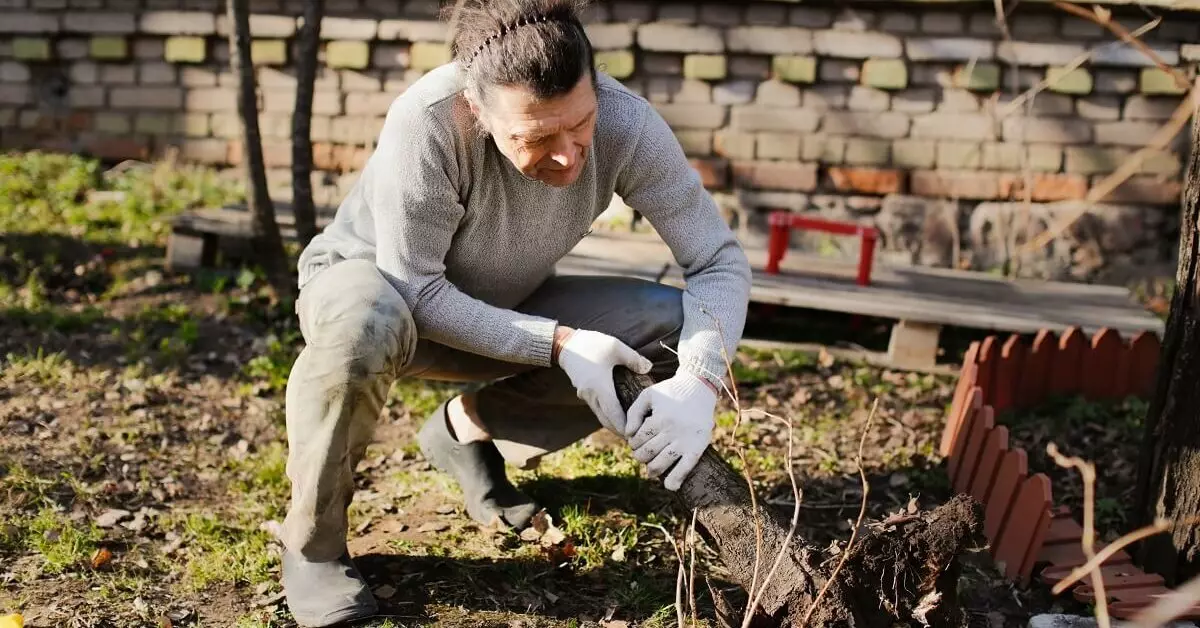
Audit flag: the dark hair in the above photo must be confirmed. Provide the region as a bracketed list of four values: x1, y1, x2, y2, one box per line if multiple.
[445, 0, 597, 103]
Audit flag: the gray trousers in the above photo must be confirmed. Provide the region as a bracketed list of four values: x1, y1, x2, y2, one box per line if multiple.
[281, 258, 684, 561]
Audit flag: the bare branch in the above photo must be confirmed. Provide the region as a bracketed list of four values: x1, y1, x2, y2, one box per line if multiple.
[1126, 572, 1200, 628]
[1051, 516, 1200, 594]
[1053, 1, 1188, 91]
[1047, 443, 1109, 628]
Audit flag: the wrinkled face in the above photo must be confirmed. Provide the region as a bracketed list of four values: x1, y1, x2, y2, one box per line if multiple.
[469, 75, 597, 188]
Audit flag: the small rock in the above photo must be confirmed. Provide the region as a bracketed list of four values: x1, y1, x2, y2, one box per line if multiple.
[374, 584, 396, 600]
[435, 504, 455, 515]
[417, 521, 449, 534]
[95, 508, 132, 528]
[144, 270, 164, 287]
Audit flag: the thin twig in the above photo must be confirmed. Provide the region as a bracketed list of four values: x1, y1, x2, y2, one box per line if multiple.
[1047, 443, 1109, 628]
[688, 508, 699, 628]
[1126, 572, 1200, 628]
[1051, 516, 1200, 594]
[1053, 1, 1188, 90]
[799, 399, 879, 628]
[641, 522, 687, 628]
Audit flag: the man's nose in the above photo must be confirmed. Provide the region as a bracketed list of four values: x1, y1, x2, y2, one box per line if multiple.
[548, 136, 573, 169]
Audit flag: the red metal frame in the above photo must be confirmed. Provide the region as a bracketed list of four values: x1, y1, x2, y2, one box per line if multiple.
[765, 211, 880, 286]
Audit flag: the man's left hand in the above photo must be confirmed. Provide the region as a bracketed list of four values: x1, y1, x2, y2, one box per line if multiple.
[624, 372, 717, 491]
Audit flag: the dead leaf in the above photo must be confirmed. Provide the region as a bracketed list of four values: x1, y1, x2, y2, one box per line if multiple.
[133, 597, 149, 613]
[90, 547, 113, 569]
[610, 545, 626, 562]
[519, 526, 543, 543]
[435, 504, 455, 515]
[94, 508, 131, 528]
[818, 347, 835, 368]
[602, 622, 630, 628]
[417, 521, 449, 534]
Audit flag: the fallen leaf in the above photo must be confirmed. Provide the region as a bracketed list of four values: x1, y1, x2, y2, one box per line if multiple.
[94, 508, 131, 528]
[818, 347, 835, 368]
[134, 597, 149, 613]
[158, 616, 172, 628]
[519, 527, 543, 543]
[417, 521, 449, 534]
[601, 622, 629, 628]
[90, 547, 113, 569]
[435, 504, 455, 515]
[610, 545, 626, 562]
[374, 585, 396, 600]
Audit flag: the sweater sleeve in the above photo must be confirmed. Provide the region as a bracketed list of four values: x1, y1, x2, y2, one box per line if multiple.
[368, 99, 558, 367]
[615, 103, 753, 388]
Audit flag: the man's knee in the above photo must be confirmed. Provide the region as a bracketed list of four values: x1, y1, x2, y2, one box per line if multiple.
[632, 281, 685, 352]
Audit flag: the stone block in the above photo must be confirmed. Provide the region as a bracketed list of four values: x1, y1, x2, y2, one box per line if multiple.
[110, 86, 183, 109]
[2, 12, 59, 33]
[185, 87, 236, 112]
[684, 54, 727, 80]
[1138, 150, 1183, 176]
[1091, 44, 1179, 67]
[658, 3, 697, 24]
[165, 36, 207, 63]
[376, 19, 447, 42]
[1095, 121, 1164, 146]
[140, 11, 215, 35]
[912, 170, 1002, 200]
[938, 89, 982, 112]
[63, 12, 135, 34]
[713, 80, 755, 105]
[93, 112, 131, 134]
[954, 62, 999, 92]
[729, 55, 769, 79]
[911, 113, 995, 140]
[822, 111, 910, 138]
[844, 138, 890, 165]
[180, 67, 218, 87]
[937, 141, 982, 169]
[181, 113, 209, 137]
[0, 61, 30, 82]
[815, 30, 901, 59]
[714, 130, 756, 159]
[700, 4, 742, 27]
[68, 86, 105, 107]
[790, 7, 833, 28]
[595, 50, 635, 79]
[1046, 67, 1092, 94]
[847, 85, 889, 111]
[879, 12, 918, 34]
[892, 139, 936, 168]
[89, 37, 127, 60]
[101, 63, 135, 84]
[1066, 146, 1130, 174]
[13, 37, 51, 60]
[134, 112, 174, 134]
[820, 59, 861, 83]
[638, 23, 723, 53]
[803, 85, 849, 110]
[803, 135, 845, 163]
[1094, 70, 1138, 94]
[997, 41, 1085, 66]
[1124, 95, 1179, 121]
[832, 8, 875, 31]
[892, 88, 935, 113]
[755, 80, 801, 107]
[1140, 68, 1187, 95]
[251, 40, 288, 66]
[921, 12, 963, 34]
[585, 24, 634, 50]
[648, 77, 711, 103]
[731, 106, 819, 132]
[132, 39, 165, 60]
[321, 17, 378, 40]
[980, 143, 1019, 171]
[346, 92, 399, 116]
[773, 56, 816, 84]
[1028, 145, 1064, 172]
[731, 160, 818, 192]
[138, 61, 176, 84]
[326, 41, 371, 69]
[860, 58, 907, 90]
[996, 92, 1074, 116]
[1002, 117, 1092, 144]
[907, 37, 994, 62]
[728, 27, 814, 55]
[755, 133, 801, 160]
[655, 103, 727, 129]
[1076, 96, 1120, 121]
[828, 167, 902, 194]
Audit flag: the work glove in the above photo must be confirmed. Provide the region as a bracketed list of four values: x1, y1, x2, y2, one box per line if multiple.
[624, 372, 717, 491]
[556, 329, 654, 435]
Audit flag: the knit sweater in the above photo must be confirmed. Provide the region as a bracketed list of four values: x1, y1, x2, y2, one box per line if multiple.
[297, 63, 752, 386]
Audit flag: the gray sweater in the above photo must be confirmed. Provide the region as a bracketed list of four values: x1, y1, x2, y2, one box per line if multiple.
[298, 63, 751, 387]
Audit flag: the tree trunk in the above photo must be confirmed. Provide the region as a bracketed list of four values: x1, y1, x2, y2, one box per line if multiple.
[1133, 97, 1200, 585]
[614, 368, 985, 627]
[291, 0, 323, 249]
[227, 0, 292, 298]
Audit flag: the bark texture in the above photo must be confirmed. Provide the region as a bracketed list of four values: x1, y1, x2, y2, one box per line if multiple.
[614, 368, 985, 627]
[1134, 101, 1200, 585]
[292, 0, 324, 249]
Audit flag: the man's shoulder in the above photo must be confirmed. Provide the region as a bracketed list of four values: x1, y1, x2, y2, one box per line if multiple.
[595, 72, 653, 144]
[385, 63, 465, 123]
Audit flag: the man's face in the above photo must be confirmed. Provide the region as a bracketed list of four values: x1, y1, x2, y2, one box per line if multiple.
[471, 75, 597, 188]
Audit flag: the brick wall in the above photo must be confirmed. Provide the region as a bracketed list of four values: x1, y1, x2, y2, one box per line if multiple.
[0, 0, 1196, 281]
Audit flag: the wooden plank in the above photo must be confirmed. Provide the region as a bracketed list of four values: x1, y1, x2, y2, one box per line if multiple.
[969, 425, 1009, 504]
[993, 335, 1026, 413]
[947, 388, 983, 485]
[954, 406, 995, 495]
[1083, 328, 1125, 400]
[993, 473, 1052, 583]
[887, 320, 942, 369]
[941, 343, 981, 457]
[1049, 327, 1086, 397]
[977, 336, 999, 407]
[985, 448, 1028, 543]
[1019, 330, 1058, 409]
[1018, 504, 1053, 585]
[1128, 331, 1162, 400]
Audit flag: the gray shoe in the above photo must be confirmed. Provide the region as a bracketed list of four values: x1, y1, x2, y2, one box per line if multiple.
[417, 402, 540, 529]
[282, 551, 378, 627]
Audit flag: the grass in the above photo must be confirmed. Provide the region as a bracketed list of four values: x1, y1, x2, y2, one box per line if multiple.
[2, 349, 76, 386]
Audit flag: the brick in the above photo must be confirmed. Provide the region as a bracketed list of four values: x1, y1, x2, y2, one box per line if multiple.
[690, 157, 728, 188]
[134, 112, 173, 134]
[132, 39, 165, 60]
[815, 31, 901, 58]
[1091, 44, 1178, 67]
[1140, 68, 1188, 95]
[714, 130, 756, 159]
[139, 61, 176, 84]
[1095, 121, 1167, 146]
[1103, 176, 1182, 205]
[820, 59, 860, 83]
[938, 89, 981, 112]
[1046, 67, 1092, 95]
[658, 4, 697, 23]
[586, 23, 634, 50]
[63, 12, 135, 34]
[82, 136, 150, 161]
[248, 14, 296, 38]
[997, 42, 1084, 66]
[181, 138, 228, 164]
[843, 139, 890, 166]
[655, 103, 727, 129]
[326, 41, 371, 69]
[111, 86, 182, 109]
[731, 106, 819, 132]
[910, 64, 953, 87]
[346, 92, 398, 115]
[595, 51, 635, 80]
[366, 20, 436, 43]
[967, 13, 1000, 36]
[684, 54, 727, 80]
[90, 37, 128, 60]
[995, 92, 1074, 116]
[309, 116, 332, 142]
[0, 84, 31, 105]
[980, 143, 1017, 171]
[1061, 16, 1103, 39]
[612, 1, 653, 23]
[0, 61, 31, 82]
[713, 80, 755, 105]
[803, 135, 845, 163]
[1002, 117, 1091, 144]
[790, 6, 833, 28]
[1002, 173, 1087, 201]
[773, 56, 816, 84]
[729, 55, 769, 80]
[907, 37, 994, 62]
[755, 80, 801, 106]
[341, 70, 383, 92]
[251, 40, 288, 66]
[638, 23, 723, 53]
[321, 17, 378, 40]
[209, 113, 240, 138]
[921, 12, 963, 34]
[371, 44, 410, 69]
[954, 62, 999, 91]
[732, 160, 817, 192]
[674, 129, 712, 156]
[93, 112, 131, 134]
[1028, 145, 1064, 172]
[803, 86, 849, 110]
[878, 12, 917, 34]
[1138, 150, 1182, 176]
[1095, 70, 1137, 94]
[892, 88, 935, 113]
[822, 111, 910, 138]
[1184, 44, 1200, 61]
[700, 4, 742, 26]
[860, 58, 906, 90]
[848, 86, 888, 111]
[140, 11, 215, 35]
[181, 113, 209, 137]
[1, 12, 59, 33]
[1075, 96, 1120, 121]
[755, 133, 801, 160]
[13, 38, 51, 60]
[330, 116, 383, 145]
[1011, 14, 1059, 38]
[937, 141, 982, 169]
[101, 63, 135, 83]
[1124, 95, 1179, 121]
[911, 113, 994, 140]
[743, 4, 784, 26]
[912, 170, 1000, 199]
[55, 39, 88, 59]
[1065, 146, 1130, 174]
[180, 67, 218, 87]
[891, 139, 935, 168]
[832, 8, 874, 31]
[68, 86, 104, 107]
[728, 27, 814, 55]
[828, 166, 901, 193]
[186, 87, 236, 112]
[165, 37, 207, 63]
[643, 53, 682, 75]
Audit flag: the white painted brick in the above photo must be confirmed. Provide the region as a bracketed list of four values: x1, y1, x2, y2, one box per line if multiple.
[912, 113, 996, 140]
[585, 23, 635, 50]
[847, 85, 889, 111]
[638, 23, 724, 53]
[1183, 44, 1200, 61]
[803, 85, 848, 110]
[140, 11, 216, 35]
[728, 27, 814, 55]
[320, 17, 378, 40]
[755, 80, 801, 107]
[815, 30, 901, 58]
[938, 89, 982, 112]
[1076, 95, 1120, 120]
[1002, 117, 1092, 144]
[377, 19, 448, 42]
[997, 41, 1086, 66]
[892, 88, 935, 113]
[713, 80, 756, 105]
[822, 111, 910, 138]
[907, 37, 995, 61]
[139, 62, 176, 84]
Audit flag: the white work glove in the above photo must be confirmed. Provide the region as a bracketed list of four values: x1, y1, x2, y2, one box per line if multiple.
[624, 372, 717, 491]
[556, 329, 654, 435]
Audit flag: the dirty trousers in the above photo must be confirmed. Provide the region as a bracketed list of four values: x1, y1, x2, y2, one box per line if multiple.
[280, 258, 684, 561]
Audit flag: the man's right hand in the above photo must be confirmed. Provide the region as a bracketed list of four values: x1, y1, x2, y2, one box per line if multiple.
[555, 327, 653, 435]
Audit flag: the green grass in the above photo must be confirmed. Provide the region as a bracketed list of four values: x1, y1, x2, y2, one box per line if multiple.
[179, 513, 277, 590]
[2, 349, 76, 386]
[242, 331, 302, 396]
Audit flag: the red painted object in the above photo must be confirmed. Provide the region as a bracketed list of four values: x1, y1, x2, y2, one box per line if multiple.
[765, 211, 880, 286]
